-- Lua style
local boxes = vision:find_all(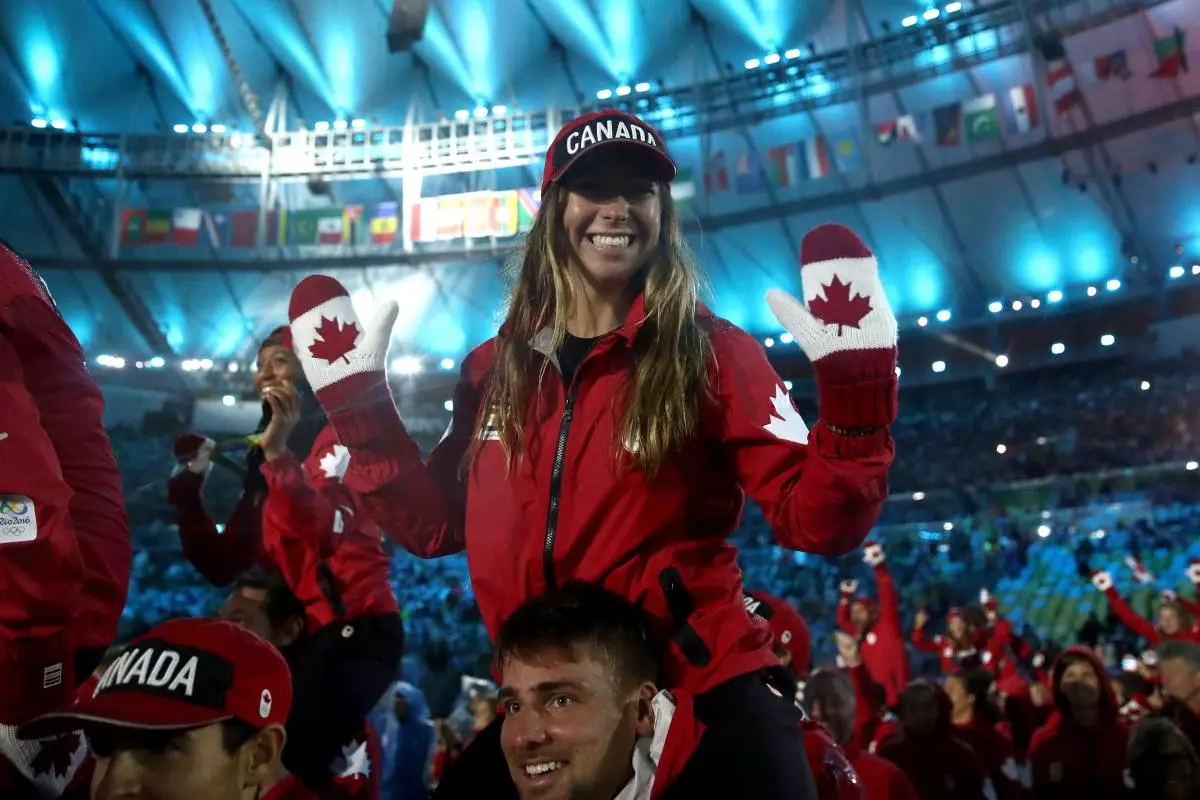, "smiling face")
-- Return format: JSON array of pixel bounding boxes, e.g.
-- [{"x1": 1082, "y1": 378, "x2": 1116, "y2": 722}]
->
[
  {"x1": 498, "y1": 646, "x2": 653, "y2": 800},
  {"x1": 254, "y1": 344, "x2": 301, "y2": 397},
  {"x1": 558, "y1": 149, "x2": 663, "y2": 295}
]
